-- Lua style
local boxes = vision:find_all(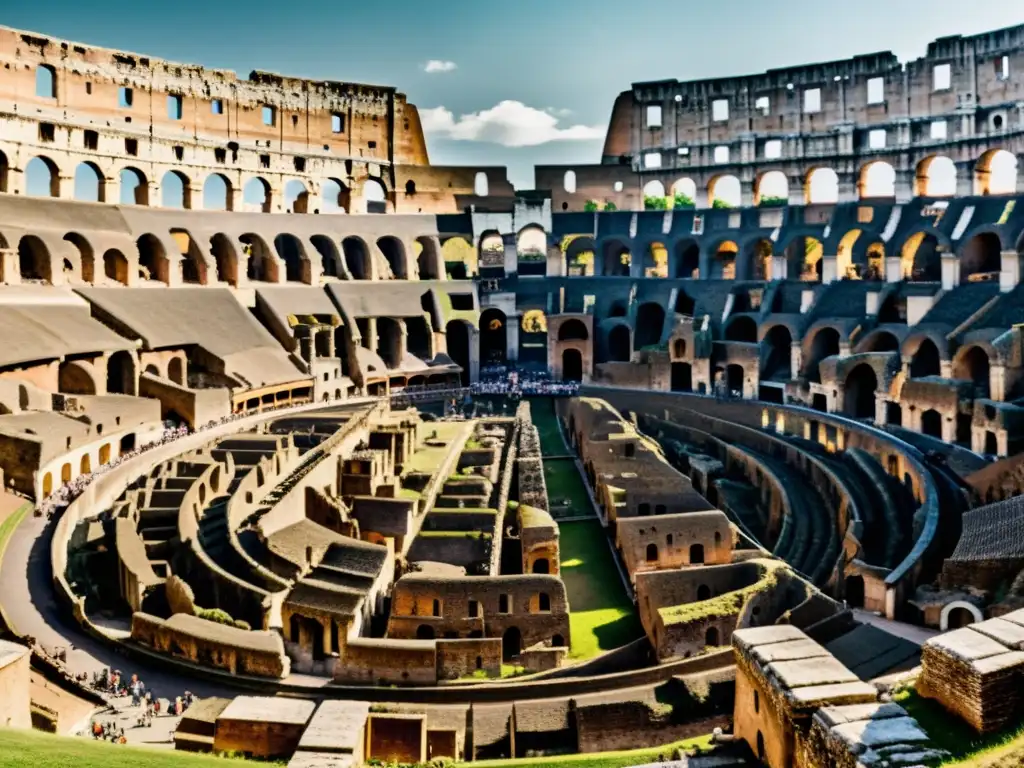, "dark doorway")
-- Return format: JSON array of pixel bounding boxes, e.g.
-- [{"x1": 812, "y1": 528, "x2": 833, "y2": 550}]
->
[
  {"x1": 671, "y1": 363, "x2": 692, "y2": 392},
  {"x1": 845, "y1": 575, "x2": 865, "y2": 608},
  {"x1": 446, "y1": 321, "x2": 471, "y2": 386},
  {"x1": 562, "y1": 349, "x2": 583, "y2": 382},
  {"x1": 921, "y1": 409, "x2": 943, "y2": 438},
  {"x1": 502, "y1": 627, "x2": 521, "y2": 661}
]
